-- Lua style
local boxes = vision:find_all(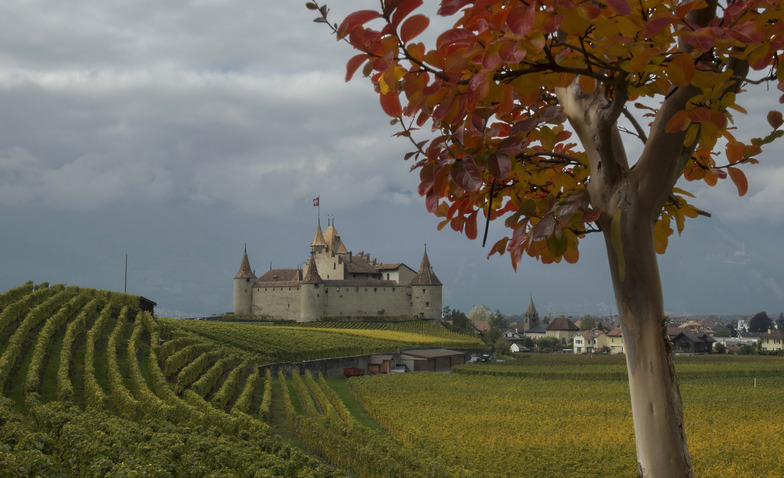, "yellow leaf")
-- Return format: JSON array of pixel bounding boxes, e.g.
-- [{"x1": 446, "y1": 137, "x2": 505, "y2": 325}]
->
[
  {"x1": 654, "y1": 214, "x2": 672, "y2": 254},
  {"x1": 667, "y1": 53, "x2": 694, "y2": 87}
]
